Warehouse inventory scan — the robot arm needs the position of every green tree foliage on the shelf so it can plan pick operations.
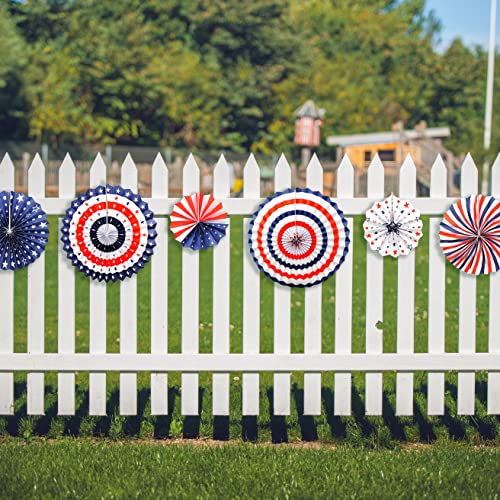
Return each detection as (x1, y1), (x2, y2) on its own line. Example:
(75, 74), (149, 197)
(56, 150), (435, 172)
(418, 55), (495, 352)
(0, 2), (28, 138)
(0, 0), (497, 157)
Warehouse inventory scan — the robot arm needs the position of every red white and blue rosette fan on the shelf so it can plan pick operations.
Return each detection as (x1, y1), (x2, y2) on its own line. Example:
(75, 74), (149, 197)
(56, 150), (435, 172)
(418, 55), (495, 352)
(0, 191), (49, 271)
(439, 194), (500, 275)
(61, 185), (157, 281)
(363, 194), (423, 257)
(248, 188), (350, 287)
(170, 193), (228, 250)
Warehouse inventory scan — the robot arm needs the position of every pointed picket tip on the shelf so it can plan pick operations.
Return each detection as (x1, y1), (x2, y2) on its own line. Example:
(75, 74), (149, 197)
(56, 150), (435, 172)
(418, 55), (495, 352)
(213, 154), (230, 197)
(368, 153), (384, 173)
(0, 153), (15, 188)
(400, 153), (416, 171)
(28, 153), (45, 196)
(460, 153), (478, 196)
(183, 153), (200, 194)
(367, 153), (384, 197)
(152, 153), (168, 198)
(274, 153), (291, 191)
(59, 153), (76, 197)
(90, 153), (107, 186)
(491, 153), (500, 196)
(59, 153), (75, 175)
(243, 153), (260, 198)
(121, 153), (138, 189)
(337, 154), (354, 196)
(399, 154), (416, 197)
(306, 153), (323, 190)
(430, 155), (448, 197)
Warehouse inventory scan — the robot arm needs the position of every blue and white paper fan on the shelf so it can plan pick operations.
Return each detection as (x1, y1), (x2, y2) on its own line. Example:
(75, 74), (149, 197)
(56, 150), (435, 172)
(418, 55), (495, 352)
(0, 191), (49, 270)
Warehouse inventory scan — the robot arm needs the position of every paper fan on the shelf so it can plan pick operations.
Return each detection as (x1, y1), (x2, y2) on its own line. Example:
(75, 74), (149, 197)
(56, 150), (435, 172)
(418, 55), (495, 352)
(363, 194), (423, 257)
(170, 193), (228, 250)
(61, 185), (157, 281)
(248, 188), (350, 287)
(0, 191), (49, 271)
(439, 194), (500, 275)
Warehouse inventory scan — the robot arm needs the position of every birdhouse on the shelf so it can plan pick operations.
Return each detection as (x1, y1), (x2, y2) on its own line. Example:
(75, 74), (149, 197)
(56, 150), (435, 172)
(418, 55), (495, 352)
(294, 100), (324, 147)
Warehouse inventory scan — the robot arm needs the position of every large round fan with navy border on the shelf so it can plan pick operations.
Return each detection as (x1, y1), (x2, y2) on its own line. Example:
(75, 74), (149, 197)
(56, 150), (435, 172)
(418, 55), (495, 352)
(61, 185), (157, 281)
(248, 188), (350, 287)
(0, 191), (49, 271)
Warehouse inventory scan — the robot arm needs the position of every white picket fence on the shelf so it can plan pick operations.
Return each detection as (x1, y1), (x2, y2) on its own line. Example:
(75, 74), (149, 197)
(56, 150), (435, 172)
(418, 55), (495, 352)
(0, 151), (499, 418)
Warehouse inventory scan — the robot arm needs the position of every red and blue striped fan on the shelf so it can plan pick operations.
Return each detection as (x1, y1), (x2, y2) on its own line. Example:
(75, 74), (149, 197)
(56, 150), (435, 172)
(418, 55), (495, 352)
(170, 193), (228, 250)
(0, 191), (49, 271)
(439, 194), (500, 275)
(61, 185), (157, 281)
(248, 188), (350, 287)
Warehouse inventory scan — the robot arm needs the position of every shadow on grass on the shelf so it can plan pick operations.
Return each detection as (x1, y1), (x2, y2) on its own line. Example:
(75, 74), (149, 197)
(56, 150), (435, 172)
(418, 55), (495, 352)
(1, 379), (498, 443)
(266, 388), (288, 443)
(292, 384), (318, 441)
(182, 388), (204, 439)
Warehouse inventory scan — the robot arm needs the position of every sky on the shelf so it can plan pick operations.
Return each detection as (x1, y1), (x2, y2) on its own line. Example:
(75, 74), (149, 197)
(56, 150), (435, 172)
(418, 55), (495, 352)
(425, 0), (496, 50)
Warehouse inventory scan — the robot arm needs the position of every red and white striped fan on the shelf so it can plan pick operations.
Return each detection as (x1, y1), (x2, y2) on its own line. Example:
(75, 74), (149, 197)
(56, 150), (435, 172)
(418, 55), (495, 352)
(170, 193), (229, 250)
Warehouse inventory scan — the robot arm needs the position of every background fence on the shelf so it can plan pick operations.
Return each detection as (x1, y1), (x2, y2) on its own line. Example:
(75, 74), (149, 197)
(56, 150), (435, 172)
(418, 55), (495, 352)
(0, 151), (498, 418)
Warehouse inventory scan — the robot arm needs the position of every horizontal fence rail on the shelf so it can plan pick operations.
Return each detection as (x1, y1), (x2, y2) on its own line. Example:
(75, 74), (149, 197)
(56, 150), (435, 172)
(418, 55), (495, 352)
(0, 151), (499, 418)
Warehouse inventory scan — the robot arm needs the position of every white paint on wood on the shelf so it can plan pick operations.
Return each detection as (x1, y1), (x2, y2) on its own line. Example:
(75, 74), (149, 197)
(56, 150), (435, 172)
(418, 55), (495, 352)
(304, 154), (323, 415)
(212, 155), (231, 415)
(58, 154), (76, 415)
(1, 352), (498, 372)
(0, 154), (14, 414)
(181, 154), (200, 415)
(365, 154), (384, 415)
(119, 154), (138, 415)
(27, 154), (46, 415)
(242, 155), (261, 415)
(151, 154), (169, 415)
(396, 155), (416, 415)
(273, 154), (292, 415)
(458, 154), (478, 415)
(489, 154), (500, 414)
(335, 155), (354, 415)
(427, 156), (447, 415)
(89, 154), (107, 415)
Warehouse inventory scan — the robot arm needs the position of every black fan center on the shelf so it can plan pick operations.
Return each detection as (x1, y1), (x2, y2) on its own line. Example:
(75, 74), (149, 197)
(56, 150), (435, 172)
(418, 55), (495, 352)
(90, 217), (126, 253)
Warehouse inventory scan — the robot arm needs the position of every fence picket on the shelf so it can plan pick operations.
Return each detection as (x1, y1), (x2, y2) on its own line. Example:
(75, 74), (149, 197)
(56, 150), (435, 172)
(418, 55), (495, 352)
(58, 154), (76, 415)
(181, 154), (200, 415)
(303, 154), (323, 415)
(212, 155), (231, 415)
(273, 154), (292, 415)
(89, 154), (107, 415)
(0, 150), (497, 420)
(488, 154), (500, 414)
(242, 154), (261, 415)
(335, 155), (354, 415)
(119, 154), (138, 415)
(458, 154), (478, 415)
(150, 154), (169, 415)
(396, 155), (417, 415)
(27, 154), (46, 415)
(365, 155), (385, 415)
(0, 154), (14, 415)
(427, 156), (447, 415)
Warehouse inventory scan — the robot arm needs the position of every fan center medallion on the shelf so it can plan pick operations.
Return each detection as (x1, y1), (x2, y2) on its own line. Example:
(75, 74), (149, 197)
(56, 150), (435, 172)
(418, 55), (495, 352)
(282, 226), (312, 256)
(90, 217), (126, 253)
(97, 222), (119, 246)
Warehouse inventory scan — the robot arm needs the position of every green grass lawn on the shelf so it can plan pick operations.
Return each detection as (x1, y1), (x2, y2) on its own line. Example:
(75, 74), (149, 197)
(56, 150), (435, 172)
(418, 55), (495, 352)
(0, 440), (498, 499)
(0, 215), (498, 445)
